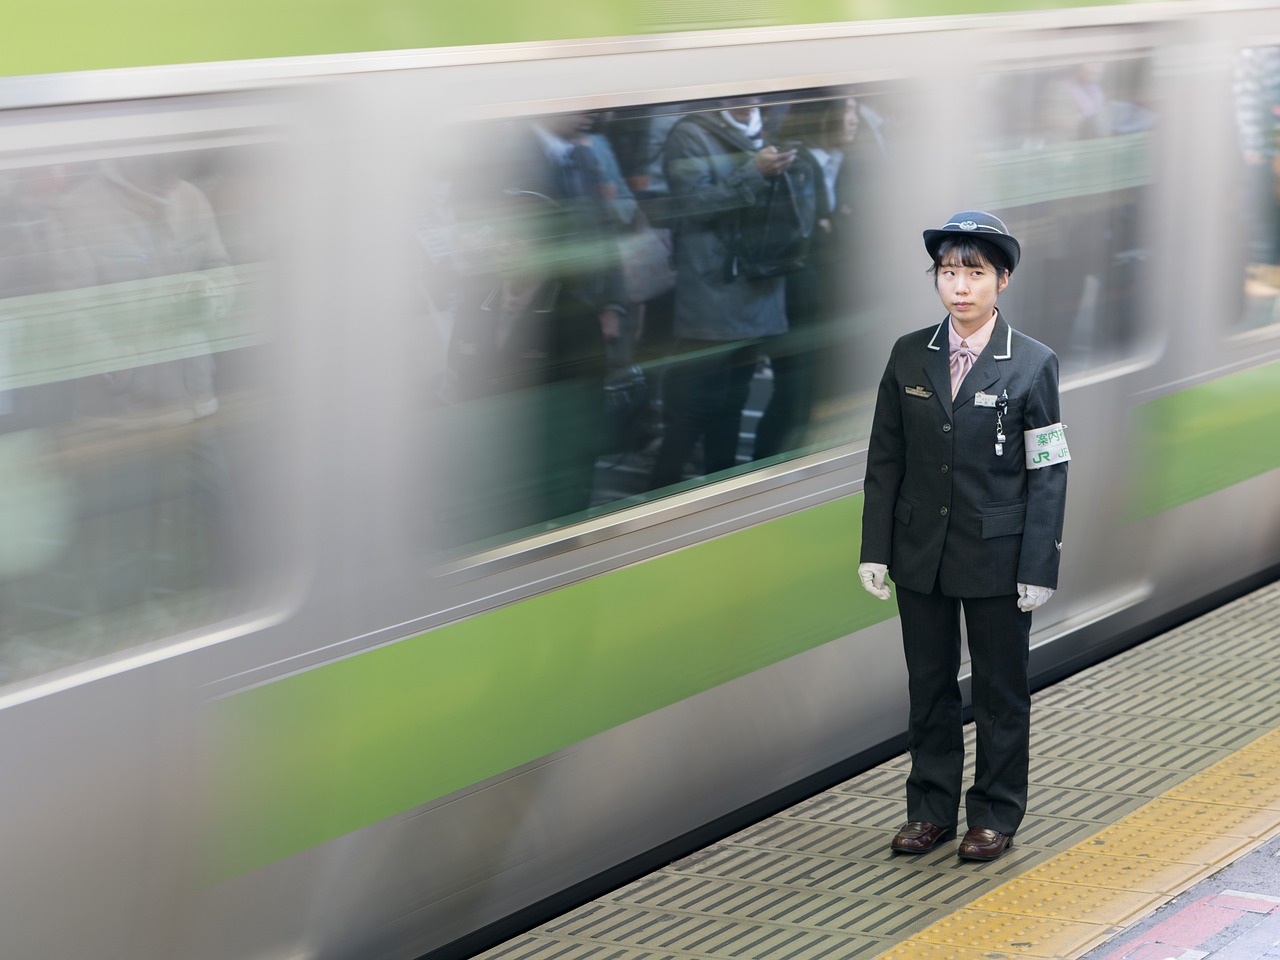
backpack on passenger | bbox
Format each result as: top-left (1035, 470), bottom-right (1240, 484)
top-left (682, 113), bottom-right (819, 280)
top-left (727, 160), bottom-right (818, 279)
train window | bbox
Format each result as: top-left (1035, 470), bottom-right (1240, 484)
top-left (972, 56), bottom-right (1156, 370)
top-left (0, 141), bottom-right (281, 688)
top-left (1234, 46), bottom-right (1280, 332)
top-left (412, 87), bottom-right (895, 551)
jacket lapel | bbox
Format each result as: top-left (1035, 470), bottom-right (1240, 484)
top-left (924, 320), bottom-right (952, 413)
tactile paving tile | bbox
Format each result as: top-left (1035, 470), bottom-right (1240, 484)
top-left (1212, 731), bottom-right (1280, 778)
top-left (1020, 785), bottom-right (1146, 823)
top-left (908, 904), bottom-right (1108, 955)
top-left (968, 876), bottom-right (1160, 924)
top-left (669, 852), bottom-right (991, 903)
top-left (1077, 670), bottom-right (1279, 705)
top-left (540, 901), bottom-right (884, 955)
top-left (1164, 771), bottom-right (1280, 809)
top-left (1029, 757), bottom-right (1186, 796)
top-left (730, 819), bottom-right (859, 853)
top-left (875, 941), bottom-right (1058, 960)
top-left (484, 936), bottom-right (669, 960)
top-left (1036, 688), bottom-right (1280, 726)
top-left (671, 847), bottom-right (989, 903)
top-left (832, 775), bottom-right (906, 800)
top-left (603, 873), bottom-right (947, 937)
top-left (1030, 732), bottom-right (1228, 770)
top-left (785, 793), bottom-right (904, 828)
top-left (1037, 712), bottom-right (1253, 748)
top-left (1017, 848), bottom-right (1208, 894)
top-left (1139, 653), bottom-right (1280, 679)
top-left (1244, 725), bottom-right (1280, 752)
top-left (1080, 819), bottom-right (1254, 865)
top-left (1124, 796), bottom-right (1280, 839)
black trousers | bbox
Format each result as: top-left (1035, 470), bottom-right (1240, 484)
top-left (649, 342), bottom-right (762, 489)
top-left (896, 581), bottom-right (1033, 836)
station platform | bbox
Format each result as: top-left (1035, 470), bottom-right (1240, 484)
top-left (475, 579), bottom-right (1280, 960)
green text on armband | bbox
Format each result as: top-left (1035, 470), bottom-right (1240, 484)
top-left (1024, 423), bottom-right (1070, 469)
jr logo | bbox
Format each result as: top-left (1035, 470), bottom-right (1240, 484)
top-left (1023, 424), bottom-right (1070, 469)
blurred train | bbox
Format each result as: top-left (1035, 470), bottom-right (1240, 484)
top-left (2, 1), bottom-right (1280, 958)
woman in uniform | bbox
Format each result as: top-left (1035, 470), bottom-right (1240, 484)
top-left (857, 211), bottom-right (1069, 861)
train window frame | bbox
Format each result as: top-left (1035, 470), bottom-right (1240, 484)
top-left (1228, 40), bottom-right (1280, 341)
top-left (953, 34), bottom-right (1161, 378)
top-left (401, 81), bottom-right (908, 575)
top-left (0, 92), bottom-right (305, 705)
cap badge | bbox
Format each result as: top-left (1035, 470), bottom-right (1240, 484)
top-left (958, 220), bottom-right (978, 230)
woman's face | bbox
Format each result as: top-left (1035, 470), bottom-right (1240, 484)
top-left (934, 252), bottom-right (1007, 329)
top-left (841, 99), bottom-right (860, 144)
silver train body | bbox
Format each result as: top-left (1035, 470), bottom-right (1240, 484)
top-left (2, 4), bottom-right (1279, 959)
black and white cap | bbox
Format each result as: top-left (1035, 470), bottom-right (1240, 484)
top-left (923, 210), bottom-right (1020, 271)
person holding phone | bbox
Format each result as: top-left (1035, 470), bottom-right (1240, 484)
top-left (646, 98), bottom-right (796, 490)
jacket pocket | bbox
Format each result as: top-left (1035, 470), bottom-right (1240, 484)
top-left (894, 497), bottom-right (914, 527)
top-left (981, 503), bottom-right (1026, 539)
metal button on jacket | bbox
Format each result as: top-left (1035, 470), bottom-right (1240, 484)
top-left (941, 464), bottom-right (949, 474)
top-left (942, 423), bottom-right (952, 432)
top-left (939, 506), bottom-right (949, 516)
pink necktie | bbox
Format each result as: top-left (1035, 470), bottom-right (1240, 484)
top-left (950, 341), bottom-right (978, 399)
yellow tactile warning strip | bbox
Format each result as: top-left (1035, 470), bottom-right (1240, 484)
top-left (879, 728), bottom-right (1280, 959)
top-left (476, 581), bottom-right (1280, 960)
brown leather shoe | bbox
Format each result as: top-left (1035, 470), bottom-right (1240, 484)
top-left (890, 821), bottom-right (955, 854)
top-left (957, 826), bottom-right (1012, 860)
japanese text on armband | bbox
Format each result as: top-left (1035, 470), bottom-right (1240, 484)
top-left (1023, 422), bottom-right (1070, 470)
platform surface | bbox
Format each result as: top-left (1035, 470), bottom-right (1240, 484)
top-left (477, 580), bottom-right (1280, 960)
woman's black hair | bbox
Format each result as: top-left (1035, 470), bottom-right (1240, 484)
top-left (928, 236), bottom-right (1013, 281)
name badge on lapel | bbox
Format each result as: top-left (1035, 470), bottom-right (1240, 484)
top-left (975, 391), bottom-right (997, 408)
top-left (905, 385), bottom-right (933, 399)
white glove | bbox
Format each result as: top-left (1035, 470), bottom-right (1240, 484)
top-left (1017, 583), bottom-right (1054, 612)
top-left (858, 562), bottom-right (891, 601)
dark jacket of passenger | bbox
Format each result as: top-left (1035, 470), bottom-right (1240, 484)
top-left (662, 113), bottom-right (788, 341)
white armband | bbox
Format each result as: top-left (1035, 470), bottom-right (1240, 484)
top-left (1024, 422), bottom-right (1070, 469)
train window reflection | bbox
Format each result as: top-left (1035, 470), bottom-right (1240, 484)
top-left (1234, 46), bottom-right (1280, 331)
top-left (975, 56), bottom-right (1156, 369)
top-left (416, 87), bottom-right (895, 551)
top-left (0, 144), bottom-right (278, 687)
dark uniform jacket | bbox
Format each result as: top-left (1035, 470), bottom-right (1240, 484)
top-left (861, 313), bottom-right (1068, 597)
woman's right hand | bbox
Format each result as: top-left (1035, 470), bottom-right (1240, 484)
top-left (858, 562), bottom-right (891, 601)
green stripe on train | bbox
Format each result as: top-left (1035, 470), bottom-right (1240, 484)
top-left (9, 0), bottom-right (1172, 75)
top-left (205, 494), bottom-right (892, 881)
top-left (1130, 360), bottom-right (1280, 519)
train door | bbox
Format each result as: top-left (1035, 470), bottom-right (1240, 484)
top-left (0, 88), bottom-right (305, 960)
top-left (1124, 7), bottom-right (1280, 604)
